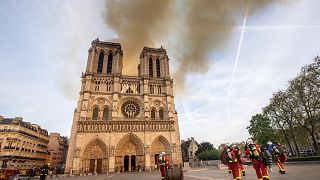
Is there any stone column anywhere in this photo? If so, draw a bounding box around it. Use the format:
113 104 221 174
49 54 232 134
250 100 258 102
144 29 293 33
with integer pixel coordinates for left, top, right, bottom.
129 156 132 172
94 159 97 174
108 156 115 172
144 145 151 171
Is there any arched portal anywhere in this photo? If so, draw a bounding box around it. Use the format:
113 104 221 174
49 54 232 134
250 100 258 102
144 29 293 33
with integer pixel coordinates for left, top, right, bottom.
82 139 108 174
150 135 171 170
115 133 144 172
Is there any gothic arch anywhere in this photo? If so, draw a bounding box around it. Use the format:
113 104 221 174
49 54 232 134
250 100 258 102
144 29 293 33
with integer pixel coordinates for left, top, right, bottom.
149 57 153 77
150 99 166 110
88 97 112 110
156 58 160 78
92 106 99 120
150 107 156 119
150 135 171 154
83 138 109 159
150 135 171 169
81 138 109 173
159 108 165 120
115 133 144 156
102 105 111 120
107 52 113 74
97 51 105 74
114 133 145 172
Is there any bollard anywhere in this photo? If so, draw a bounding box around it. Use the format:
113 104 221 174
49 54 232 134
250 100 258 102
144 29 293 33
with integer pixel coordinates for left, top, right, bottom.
167 165 183 180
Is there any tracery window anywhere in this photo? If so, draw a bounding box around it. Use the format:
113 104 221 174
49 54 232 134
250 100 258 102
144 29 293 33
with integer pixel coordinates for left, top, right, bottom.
107 53 113 74
97 52 104 74
159 109 164 120
149 58 153 77
103 107 109 120
93 107 99 120
151 109 156 119
156 58 160 78
121 100 140 118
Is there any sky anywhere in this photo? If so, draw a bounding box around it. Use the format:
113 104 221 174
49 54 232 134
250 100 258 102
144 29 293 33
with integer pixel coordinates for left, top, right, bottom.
1 0 320 147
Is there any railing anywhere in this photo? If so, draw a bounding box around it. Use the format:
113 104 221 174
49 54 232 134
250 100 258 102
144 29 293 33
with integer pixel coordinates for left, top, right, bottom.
120 79 142 94
77 120 175 133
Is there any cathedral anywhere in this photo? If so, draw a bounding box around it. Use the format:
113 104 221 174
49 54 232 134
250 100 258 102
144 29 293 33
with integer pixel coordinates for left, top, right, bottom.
65 39 182 174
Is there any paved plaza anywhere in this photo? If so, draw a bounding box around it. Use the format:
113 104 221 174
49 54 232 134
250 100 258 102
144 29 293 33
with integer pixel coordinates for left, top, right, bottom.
52 162 319 180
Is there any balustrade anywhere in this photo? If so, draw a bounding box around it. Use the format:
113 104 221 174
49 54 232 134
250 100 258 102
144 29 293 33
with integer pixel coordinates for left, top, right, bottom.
77 120 174 132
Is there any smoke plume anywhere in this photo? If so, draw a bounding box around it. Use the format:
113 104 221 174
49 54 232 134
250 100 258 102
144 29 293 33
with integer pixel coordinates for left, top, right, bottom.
103 0 286 91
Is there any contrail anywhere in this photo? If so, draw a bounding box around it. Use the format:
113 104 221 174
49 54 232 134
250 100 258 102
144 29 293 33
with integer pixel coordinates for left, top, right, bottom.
225 12 247 122
227 13 247 97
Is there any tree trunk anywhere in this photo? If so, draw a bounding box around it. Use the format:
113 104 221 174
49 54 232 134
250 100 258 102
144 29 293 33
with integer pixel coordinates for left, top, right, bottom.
280 128 295 156
310 130 320 155
288 123 301 157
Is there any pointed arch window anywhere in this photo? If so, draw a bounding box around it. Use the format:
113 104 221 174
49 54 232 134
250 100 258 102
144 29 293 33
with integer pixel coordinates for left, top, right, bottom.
156 58 160 78
149 58 153 77
151 109 156 119
107 53 113 74
93 107 99 120
97 52 104 74
103 107 109 120
159 109 164 120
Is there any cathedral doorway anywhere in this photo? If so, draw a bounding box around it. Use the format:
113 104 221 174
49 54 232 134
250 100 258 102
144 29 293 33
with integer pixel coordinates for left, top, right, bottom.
89 159 95 173
82 139 109 174
97 159 102 173
131 155 136 171
124 156 129 171
150 135 171 170
154 154 159 169
115 133 145 172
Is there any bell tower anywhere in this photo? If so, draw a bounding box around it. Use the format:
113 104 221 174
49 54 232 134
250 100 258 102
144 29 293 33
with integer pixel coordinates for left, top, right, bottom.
86 38 123 76
138 46 170 79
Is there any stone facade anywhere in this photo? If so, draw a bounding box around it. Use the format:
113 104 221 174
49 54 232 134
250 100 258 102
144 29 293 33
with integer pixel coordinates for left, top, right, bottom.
65 39 182 174
0 116 49 169
47 133 68 173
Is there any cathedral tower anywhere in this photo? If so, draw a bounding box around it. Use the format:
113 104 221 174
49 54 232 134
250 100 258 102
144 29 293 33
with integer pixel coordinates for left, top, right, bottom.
65 39 182 174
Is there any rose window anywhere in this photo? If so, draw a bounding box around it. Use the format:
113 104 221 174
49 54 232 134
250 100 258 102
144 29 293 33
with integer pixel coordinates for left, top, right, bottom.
121 100 140 118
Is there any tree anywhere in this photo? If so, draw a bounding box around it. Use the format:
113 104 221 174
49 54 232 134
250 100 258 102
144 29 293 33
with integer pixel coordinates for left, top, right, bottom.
288 57 320 154
196 149 220 160
195 142 220 160
264 90 301 156
196 142 214 154
247 114 276 145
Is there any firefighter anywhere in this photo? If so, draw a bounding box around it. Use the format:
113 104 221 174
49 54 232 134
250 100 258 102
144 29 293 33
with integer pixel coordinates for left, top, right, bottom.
219 144 232 174
273 142 286 174
159 152 170 180
233 145 246 177
228 144 243 180
245 139 269 180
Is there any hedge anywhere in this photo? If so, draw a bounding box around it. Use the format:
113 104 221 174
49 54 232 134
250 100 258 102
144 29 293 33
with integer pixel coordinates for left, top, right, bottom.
287 156 320 162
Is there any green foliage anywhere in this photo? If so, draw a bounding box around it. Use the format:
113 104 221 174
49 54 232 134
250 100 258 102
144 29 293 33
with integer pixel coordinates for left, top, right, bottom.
247 114 276 145
196 141 219 160
196 149 220 160
196 142 214 154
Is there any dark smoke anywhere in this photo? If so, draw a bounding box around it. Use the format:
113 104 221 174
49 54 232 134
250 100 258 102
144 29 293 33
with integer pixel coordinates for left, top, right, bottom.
103 0 286 91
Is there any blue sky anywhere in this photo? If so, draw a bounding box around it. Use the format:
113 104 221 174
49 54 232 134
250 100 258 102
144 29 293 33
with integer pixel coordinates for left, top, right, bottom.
1 0 320 147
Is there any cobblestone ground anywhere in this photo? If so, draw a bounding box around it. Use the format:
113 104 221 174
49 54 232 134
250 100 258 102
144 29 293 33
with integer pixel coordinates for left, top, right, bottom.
52 163 319 180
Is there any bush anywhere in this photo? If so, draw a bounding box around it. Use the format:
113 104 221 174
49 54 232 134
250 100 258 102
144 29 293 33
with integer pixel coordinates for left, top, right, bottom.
196 149 220 160
287 156 320 162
